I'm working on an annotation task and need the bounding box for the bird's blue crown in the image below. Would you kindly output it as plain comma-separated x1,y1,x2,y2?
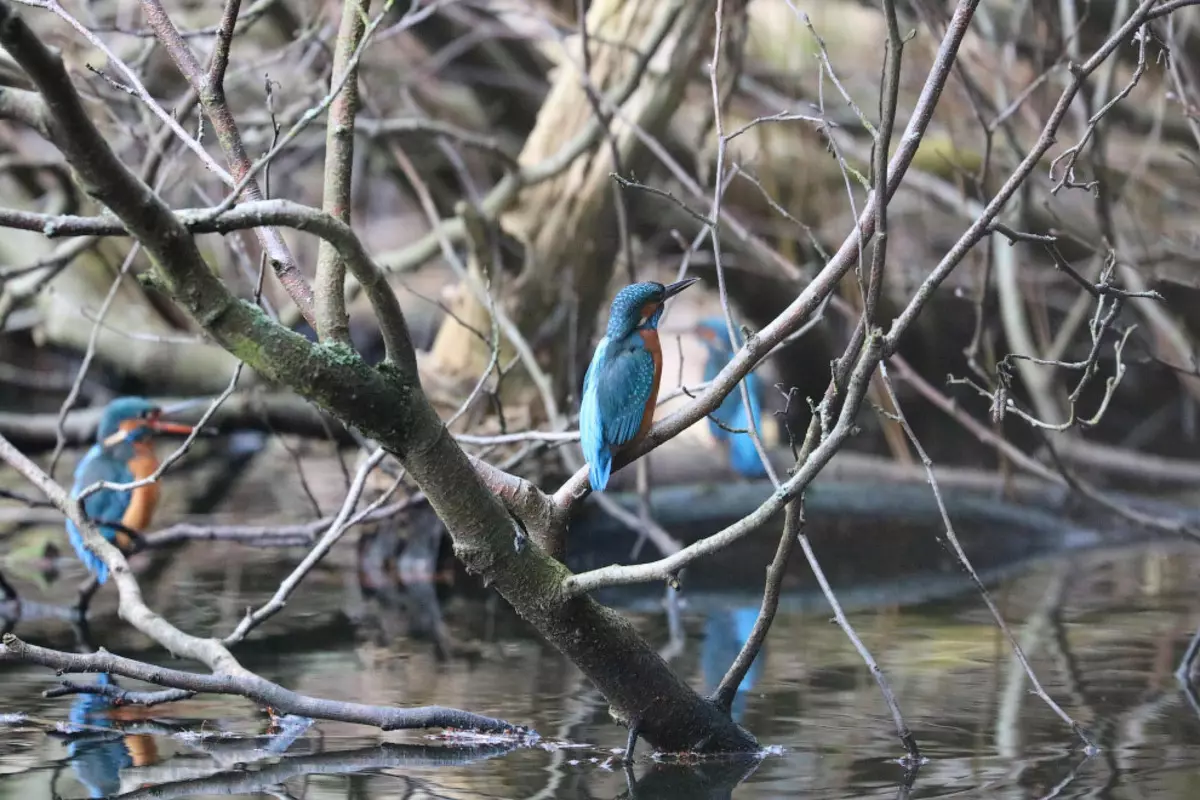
97,397,158,440
605,282,669,337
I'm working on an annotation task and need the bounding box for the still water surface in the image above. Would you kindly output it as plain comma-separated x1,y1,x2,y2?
0,516,1198,799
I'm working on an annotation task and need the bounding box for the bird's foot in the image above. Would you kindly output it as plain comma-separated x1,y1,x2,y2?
622,717,642,764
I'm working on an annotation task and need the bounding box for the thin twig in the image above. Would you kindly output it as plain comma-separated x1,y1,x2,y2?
224,448,387,645
711,497,801,712
879,363,1095,751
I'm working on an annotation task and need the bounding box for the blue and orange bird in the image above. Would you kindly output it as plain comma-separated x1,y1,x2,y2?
695,318,769,479
66,397,195,583
580,277,700,491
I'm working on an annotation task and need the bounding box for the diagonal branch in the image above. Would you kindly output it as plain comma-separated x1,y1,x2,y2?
711,496,800,712
878,364,1095,750
563,331,884,597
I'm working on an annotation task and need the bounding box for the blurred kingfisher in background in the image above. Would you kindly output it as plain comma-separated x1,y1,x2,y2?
67,397,194,583
695,318,769,479
581,277,699,491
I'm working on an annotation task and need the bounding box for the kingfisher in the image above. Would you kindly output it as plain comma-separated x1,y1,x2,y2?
580,277,699,491
695,318,769,478
66,397,195,583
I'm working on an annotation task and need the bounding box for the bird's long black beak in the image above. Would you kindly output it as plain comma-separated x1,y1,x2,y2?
663,276,700,299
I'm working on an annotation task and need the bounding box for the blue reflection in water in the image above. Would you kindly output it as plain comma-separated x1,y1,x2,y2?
701,607,763,721
66,674,136,799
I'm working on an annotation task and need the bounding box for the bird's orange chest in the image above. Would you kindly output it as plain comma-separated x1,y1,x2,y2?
635,327,664,442
121,438,160,533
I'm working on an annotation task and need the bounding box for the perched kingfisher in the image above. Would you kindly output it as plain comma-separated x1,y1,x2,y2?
67,397,194,583
695,318,769,479
580,278,699,491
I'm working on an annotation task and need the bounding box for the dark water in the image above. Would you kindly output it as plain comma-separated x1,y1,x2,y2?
1,508,1200,798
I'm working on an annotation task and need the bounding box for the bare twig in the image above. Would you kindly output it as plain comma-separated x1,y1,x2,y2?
879,363,1095,750
224,447,387,645
46,242,140,479
711,497,801,712
795,501,920,764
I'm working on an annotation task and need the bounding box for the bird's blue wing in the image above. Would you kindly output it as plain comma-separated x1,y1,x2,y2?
580,338,610,490
580,337,656,491
597,343,656,448
66,445,133,583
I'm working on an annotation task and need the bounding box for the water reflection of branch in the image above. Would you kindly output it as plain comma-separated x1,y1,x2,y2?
116,742,518,800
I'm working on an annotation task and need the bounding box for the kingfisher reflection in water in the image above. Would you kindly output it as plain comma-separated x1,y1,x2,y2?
701,607,764,721
65,674,157,798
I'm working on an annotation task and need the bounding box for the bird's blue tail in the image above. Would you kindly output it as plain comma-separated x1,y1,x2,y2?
588,447,613,492
66,520,109,584
729,433,769,478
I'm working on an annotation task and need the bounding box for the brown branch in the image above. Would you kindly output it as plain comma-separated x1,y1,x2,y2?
139,0,315,322
314,0,369,344
205,0,241,90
